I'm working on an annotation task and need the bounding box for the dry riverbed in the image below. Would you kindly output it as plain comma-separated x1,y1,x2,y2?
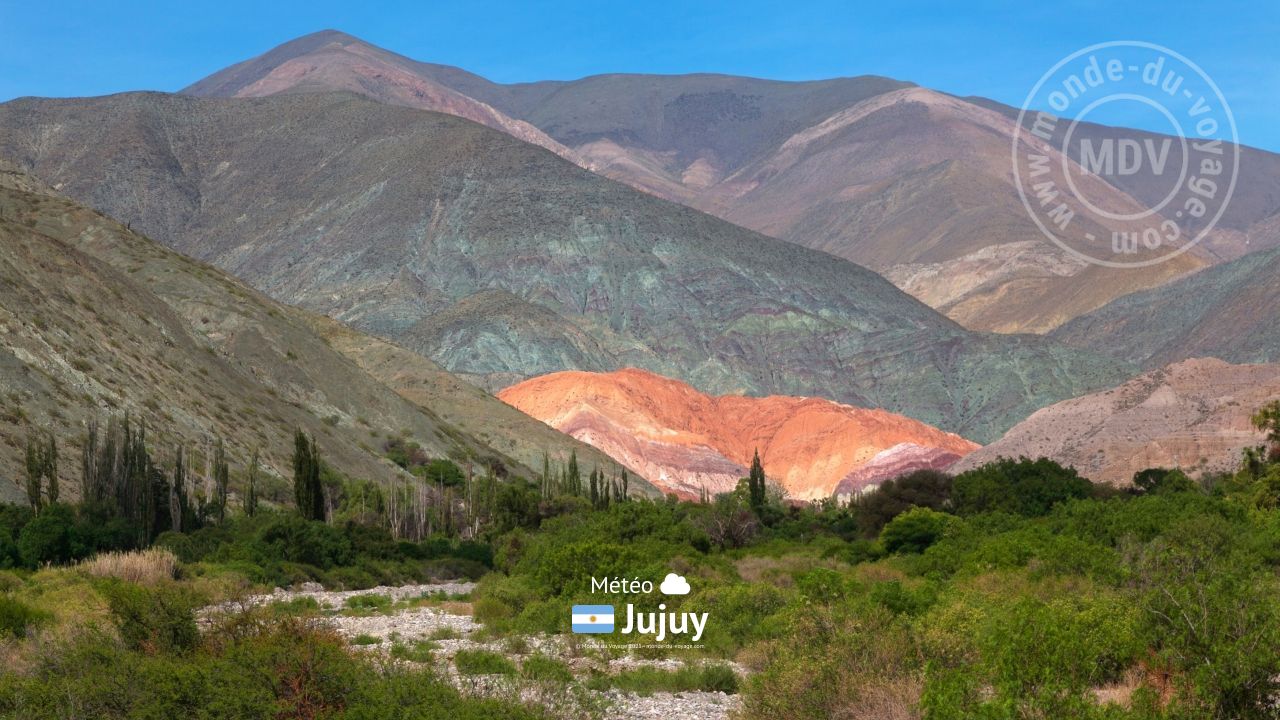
202,583,742,720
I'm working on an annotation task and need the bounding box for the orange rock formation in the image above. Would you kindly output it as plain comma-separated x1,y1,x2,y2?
498,368,978,499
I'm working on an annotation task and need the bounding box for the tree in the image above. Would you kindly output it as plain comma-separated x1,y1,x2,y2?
748,449,767,513
1132,514,1280,718
23,430,58,512
169,446,188,534
292,430,324,521
1133,467,1197,495
1252,400,1280,460
566,451,581,497
211,438,229,523
851,469,953,537
880,506,958,554
16,503,74,567
43,435,58,506
244,447,260,517
701,494,759,549
952,457,1092,517
24,434,43,512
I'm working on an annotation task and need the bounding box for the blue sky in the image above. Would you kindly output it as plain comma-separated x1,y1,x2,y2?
2,0,1278,150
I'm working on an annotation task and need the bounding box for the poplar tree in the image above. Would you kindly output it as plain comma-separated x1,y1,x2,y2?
748,449,767,512
24,433,43,512
567,450,581,496
292,430,324,521
212,438,229,523
244,448,260,517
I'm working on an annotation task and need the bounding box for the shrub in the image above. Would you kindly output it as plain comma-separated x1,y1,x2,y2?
740,608,918,719
0,594,50,638
344,593,392,612
699,663,740,693
587,664,739,694
880,507,959,554
520,655,574,683
454,649,518,676
952,458,1092,517
99,581,199,655
390,640,436,663
1132,467,1198,495
852,469,953,537
268,596,322,615
17,504,75,567
472,596,515,626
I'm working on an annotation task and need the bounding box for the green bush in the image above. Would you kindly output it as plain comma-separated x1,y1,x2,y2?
390,639,436,663
344,593,392,612
520,655,574,683
952,457,1092,518
99,581,199,655
851,469,953,537
0,594,50,638
17,505,75,567
454,649,518,676
880,507,958,554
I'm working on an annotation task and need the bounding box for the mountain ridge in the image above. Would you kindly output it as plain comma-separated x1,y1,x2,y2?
0,90,1134,443
0,161,639,501
177,30,1280,333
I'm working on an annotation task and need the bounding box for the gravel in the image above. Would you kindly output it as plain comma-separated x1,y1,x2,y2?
201,582,743,720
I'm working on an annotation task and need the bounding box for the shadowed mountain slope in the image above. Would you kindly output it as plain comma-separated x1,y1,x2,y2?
0,92,1133,442
0,162,637,501
1049,245,1280,368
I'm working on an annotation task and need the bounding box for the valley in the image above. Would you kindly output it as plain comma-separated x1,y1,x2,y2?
1,17,1279,720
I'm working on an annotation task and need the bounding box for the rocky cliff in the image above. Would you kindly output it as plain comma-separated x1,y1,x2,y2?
498,368,978,499
952,358,1279,485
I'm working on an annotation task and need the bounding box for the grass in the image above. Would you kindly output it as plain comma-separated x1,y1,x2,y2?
344,593,392,613
352,633,382,646
586,663,739,695
391,639,437,663
520,655,574,684
80,548,178,584
429,626,462,641
268,596,323,615
454,649,518,676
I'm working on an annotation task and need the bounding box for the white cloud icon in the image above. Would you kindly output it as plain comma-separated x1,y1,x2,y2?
659,573,691,595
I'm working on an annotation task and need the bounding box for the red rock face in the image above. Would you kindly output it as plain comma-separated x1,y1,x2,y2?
952,358,1280,485
498,368,979,500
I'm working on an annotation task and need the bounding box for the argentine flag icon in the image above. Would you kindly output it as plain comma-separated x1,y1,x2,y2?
571,604,615,633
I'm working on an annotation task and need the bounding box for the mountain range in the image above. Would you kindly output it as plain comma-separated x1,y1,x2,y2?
0,91,1133,444
0,162,631,501
182,30,1280,333
2,29,1278,496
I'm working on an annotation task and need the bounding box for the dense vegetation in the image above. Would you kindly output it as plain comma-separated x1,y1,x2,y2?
1,402,1279,718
